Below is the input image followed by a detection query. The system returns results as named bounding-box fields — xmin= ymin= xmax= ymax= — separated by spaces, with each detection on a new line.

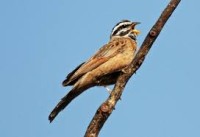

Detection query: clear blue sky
xmin=0 ymin=0 xmax=199 ymax=137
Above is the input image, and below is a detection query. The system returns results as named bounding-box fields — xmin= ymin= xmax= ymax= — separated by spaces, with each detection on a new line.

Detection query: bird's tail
xmin=48 ymin=85 xmax=90 ymax=123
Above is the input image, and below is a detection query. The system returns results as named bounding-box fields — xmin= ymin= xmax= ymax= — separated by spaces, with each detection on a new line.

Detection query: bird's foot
xmin=104 ymin=86 xmax=122 ymax=100
xmin=104 ymin=86 xmax=112 ymax=94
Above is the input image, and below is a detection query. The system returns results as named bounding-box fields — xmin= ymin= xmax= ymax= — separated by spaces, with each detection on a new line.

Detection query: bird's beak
xmin=132 ymin=22 xmax=141 ymax=36
xmin=132 ymin=29 xmax=140 ymax=36
xmin=133 ymin=22 xmax=141 ymax=25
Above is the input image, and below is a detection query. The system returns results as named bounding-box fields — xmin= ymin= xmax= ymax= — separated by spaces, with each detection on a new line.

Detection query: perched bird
xmin=49 ymin=20 xmax=140 ymax=122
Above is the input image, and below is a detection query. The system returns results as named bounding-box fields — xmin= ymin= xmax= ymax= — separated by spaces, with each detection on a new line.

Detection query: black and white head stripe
xmin=110 ymin=20 xmax=133 ymax=38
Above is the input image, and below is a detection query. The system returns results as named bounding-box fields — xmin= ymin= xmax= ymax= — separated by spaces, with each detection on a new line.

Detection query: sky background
xmin=0 ymin=0 xmax=200 ymax=137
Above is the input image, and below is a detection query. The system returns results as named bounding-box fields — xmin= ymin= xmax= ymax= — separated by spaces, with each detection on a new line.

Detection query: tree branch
xmin=84 ymin=0 xmax=181 ymax=136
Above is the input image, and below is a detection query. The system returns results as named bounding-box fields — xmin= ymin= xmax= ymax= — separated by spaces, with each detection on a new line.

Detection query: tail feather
xmin=49 ymin=87 xmax=81 ymax=122
xmin=48 ymin=86 xmax=90 ymax=123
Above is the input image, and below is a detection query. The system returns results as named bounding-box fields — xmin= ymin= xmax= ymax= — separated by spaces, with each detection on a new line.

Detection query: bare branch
xmin=84 ymin=0 xmax=181 ymax=136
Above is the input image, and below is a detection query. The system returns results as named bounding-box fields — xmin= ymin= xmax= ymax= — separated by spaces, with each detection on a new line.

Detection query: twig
xmin=84 ymin=0 xmax=181 ymax=136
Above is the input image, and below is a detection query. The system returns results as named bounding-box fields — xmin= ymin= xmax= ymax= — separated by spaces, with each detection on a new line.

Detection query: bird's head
xmin=110 ymin=20 xmax=140 ymax=40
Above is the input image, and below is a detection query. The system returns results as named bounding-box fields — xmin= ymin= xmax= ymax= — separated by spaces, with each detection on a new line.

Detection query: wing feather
xmin=62 ymin=38 xmax=134 ymax=86
xmin=62 ymin=62 xmax=84 ymax=86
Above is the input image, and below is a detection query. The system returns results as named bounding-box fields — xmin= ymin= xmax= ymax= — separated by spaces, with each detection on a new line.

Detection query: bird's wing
xmin=63 ymin=62 xmax=85 ymax=86
xmin=63 ymin=37 xmax=136 ymax=86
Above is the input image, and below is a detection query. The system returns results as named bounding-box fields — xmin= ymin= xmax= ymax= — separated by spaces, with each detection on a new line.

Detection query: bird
xmin=49 ymin=20 xmax=140 ymax=122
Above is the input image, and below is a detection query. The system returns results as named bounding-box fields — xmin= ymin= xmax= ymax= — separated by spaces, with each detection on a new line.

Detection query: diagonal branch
xmin=84 ymin=0 xmax=181 ymax=136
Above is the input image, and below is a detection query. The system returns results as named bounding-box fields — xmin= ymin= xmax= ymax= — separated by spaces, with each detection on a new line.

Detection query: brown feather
xmin=62 ymin=62 xmax=85 ymax=86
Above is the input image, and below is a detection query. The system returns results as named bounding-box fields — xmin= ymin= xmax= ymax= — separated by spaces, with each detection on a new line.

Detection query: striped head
xmin=110 ymin=20 xmax=140 ymax=40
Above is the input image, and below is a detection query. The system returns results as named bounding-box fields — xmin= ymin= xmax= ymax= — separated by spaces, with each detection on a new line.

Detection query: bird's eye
xmin=122 ymin=25 xmax=126 ymax=28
